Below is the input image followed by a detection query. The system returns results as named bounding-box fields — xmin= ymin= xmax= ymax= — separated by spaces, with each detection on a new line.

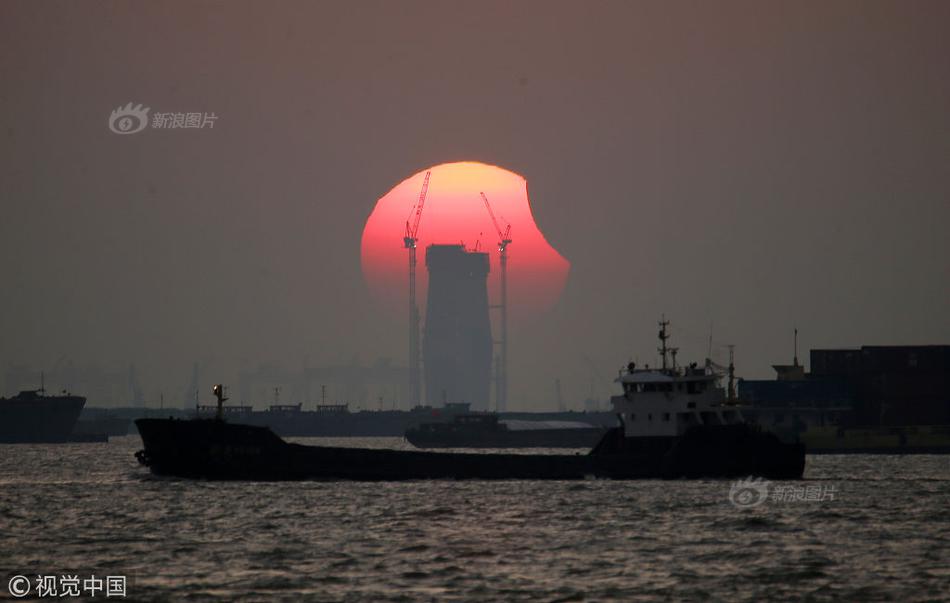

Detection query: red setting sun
xmin=361 ymin=162 xmax=570 ymax=319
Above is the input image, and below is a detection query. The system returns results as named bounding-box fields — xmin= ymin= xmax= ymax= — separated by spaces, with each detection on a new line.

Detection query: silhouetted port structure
xmin=740 ymin=345 xmax=950 ymax=426
xmin=423 ymin=244 xmax=492 ymax=410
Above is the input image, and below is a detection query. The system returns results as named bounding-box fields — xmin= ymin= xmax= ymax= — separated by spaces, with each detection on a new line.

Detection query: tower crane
xmin=403 ymin=170 xmax=431 ymax=406
xmin=480 ymin=192 xmax=512 ymax=412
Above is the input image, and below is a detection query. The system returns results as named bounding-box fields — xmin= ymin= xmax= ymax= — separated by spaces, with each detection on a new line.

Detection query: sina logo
xmin=728 ymin=476 xmax=771 ymax=508
xmin=109 ymin=102 xmax=150 ymax=135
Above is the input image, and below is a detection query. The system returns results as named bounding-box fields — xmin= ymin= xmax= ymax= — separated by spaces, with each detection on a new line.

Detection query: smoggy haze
xmin=1 ymin=1 xmax=948 ymax=408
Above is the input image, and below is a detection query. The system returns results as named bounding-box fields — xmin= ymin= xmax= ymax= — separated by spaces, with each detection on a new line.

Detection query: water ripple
xmin=1 ymin=437 xmax=948 ymax=601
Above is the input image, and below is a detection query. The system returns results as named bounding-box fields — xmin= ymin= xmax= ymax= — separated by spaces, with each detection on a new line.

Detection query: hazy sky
xmin=1 ymin=1 xmax=948 ymax=408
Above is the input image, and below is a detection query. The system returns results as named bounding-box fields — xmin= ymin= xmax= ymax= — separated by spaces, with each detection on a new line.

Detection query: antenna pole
xmin=794 ymin=328 xmax=799 ymax=367
xmin=657 ymin=317 xmax=670 ymax=371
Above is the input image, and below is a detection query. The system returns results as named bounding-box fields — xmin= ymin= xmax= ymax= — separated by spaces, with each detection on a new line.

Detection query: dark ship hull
xmin=0 ymin=392 xmax=86 ymax=443
xmin=135 ymin=418 xmax=804 ymax=480
xmin=406 ymin=426 xmax=606 ymax=449
xmin=405 ymin=414 xmax=607 ymax=449
xmin=184 ymin=407 xmax=617 ymax=438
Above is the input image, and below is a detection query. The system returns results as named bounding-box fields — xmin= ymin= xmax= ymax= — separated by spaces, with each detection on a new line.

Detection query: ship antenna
xmin=793 ymin=327 xmax=799 ymax=367
xmin=657 ymin=317 xmax=670 ymax=371
xmin=39 ymin=371 xmax=45 ymax=394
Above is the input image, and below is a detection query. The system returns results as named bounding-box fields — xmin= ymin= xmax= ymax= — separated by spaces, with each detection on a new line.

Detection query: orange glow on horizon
xmin=361 ymin=162 xmax=570 ymax=319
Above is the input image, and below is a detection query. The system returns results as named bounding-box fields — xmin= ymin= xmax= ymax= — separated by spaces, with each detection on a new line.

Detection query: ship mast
xmin=657 ymin=317 xmax=670 ymax=371
xmin=213 ymin=384 xmax=228 ymax=421
xmin=793 ymin=327 xmax=799 ymax=367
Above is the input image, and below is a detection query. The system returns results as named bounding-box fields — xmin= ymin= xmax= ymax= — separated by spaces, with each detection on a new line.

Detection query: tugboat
xmin=591 ymin=319 xmax=805 ymax=478
xmin=406 ymin=413 xmax=607 ymax=449
xmin=135 ymin=322 xmax=804 ymax=480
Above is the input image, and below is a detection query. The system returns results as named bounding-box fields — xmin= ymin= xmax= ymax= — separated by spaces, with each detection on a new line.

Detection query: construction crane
xmin=403 ymin=170 xmax=431 ymax=406
xmin=480 ymin=192 xmax=512 ymax=412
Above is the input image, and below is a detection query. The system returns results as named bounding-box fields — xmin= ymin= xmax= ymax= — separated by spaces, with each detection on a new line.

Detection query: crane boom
xmin=480 ymin=192 xmax=511 ymax=249
xmin=405 ymin=171 xmax=431 ymax=244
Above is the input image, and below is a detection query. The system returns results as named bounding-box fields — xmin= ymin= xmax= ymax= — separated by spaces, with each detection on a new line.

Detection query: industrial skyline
xmin=2 ymin=1 xmax=949 ymax=410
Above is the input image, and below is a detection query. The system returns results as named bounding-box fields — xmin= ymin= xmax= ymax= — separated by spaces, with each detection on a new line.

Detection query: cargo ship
xmin=135 ymin=321 xmax=804 ymax=480
xmin=0 ymin=386 xmax=86 ymax=443
xmin=405 ymin=413 xmax=607 ymax=448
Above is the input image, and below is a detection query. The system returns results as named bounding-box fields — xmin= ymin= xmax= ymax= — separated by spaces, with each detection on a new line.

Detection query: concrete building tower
xmin=423 ymin=244 xmax=492 ymax=410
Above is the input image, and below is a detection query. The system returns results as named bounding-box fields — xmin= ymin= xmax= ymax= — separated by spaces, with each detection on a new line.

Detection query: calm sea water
xmin=1 ymin=436 xmax=949 ymax=601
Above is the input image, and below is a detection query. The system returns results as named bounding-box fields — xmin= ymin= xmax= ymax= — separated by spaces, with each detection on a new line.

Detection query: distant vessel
xmin=0 ymin=386 xmax=86 ymax=443
xmin=405 ymin=413 xmax=606 ymax=448
xmin=135 ymin=321 xmax=804 ymax=480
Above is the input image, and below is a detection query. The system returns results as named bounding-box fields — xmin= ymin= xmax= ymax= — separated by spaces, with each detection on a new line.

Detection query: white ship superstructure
xmin=611 ymin=320 xmax=746 ymax=439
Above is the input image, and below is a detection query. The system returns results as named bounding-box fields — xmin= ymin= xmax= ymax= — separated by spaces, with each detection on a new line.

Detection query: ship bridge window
xmin=663 ymin=413 xmax=671 ymax=421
